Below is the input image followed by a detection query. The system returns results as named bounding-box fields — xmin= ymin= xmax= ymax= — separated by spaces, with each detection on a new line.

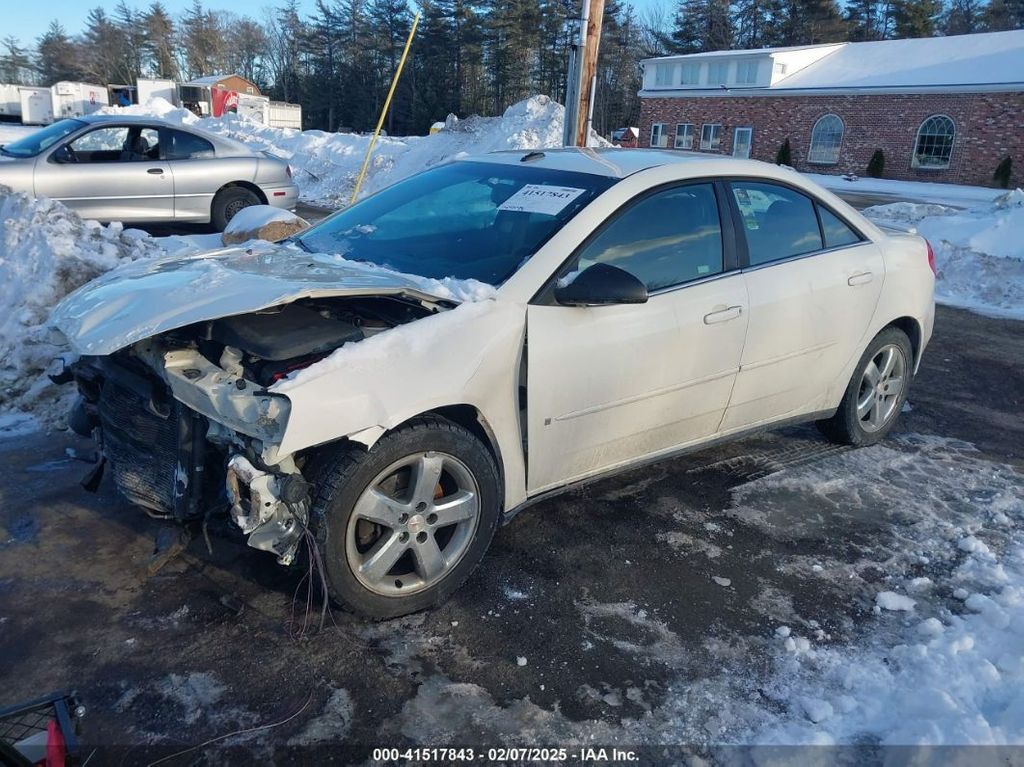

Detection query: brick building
xmin=638 ymin=31 xmax=1024 ymax=187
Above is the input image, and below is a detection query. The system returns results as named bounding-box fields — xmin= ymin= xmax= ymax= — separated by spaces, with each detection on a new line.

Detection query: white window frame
xmin=700 ymin=123 xmax=722 ymax=151
xmin=650 ymin=122 xmax=669 ymax=148
xmin=732 ymin=127 xmax=753 ymax=158
xmin=735 ymin=61 xmax=758 ymax=85
xmin=707 ymin=61 xmax=729 ymax=85
xmin=679 ymin=63 xmax=700 ymax=86
xmin=674 ymin=123 xmax=695 ymax=149
xmin=807 ymin=114 xmax=844 ymax=166
xmin=912 ymin=114 xmax=955 ymax=170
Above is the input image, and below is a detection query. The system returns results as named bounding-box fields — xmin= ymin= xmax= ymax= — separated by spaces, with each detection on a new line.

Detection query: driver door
xmin=525 ymin=182 xmax=749 ymax=493
xmin=35 ymin=124 xmax=174 ymax=221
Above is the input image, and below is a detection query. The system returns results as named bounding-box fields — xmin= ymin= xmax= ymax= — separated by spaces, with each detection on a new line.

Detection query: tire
xmin=211 ymin=186 xmax=261 ymax=231
xmin=310 ymin=415 xmax=502 ymax=620
xmin=817 ymin=326 xmax=914 ymax=447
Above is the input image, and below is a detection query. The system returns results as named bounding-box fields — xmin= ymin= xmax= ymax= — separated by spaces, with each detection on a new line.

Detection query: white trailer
xmin=137 ymin=78 xmax=178 ymax=106
xmin=269 ymin=101 xmax=302 ymax=130
xmin=19 ymin=87 xmax=53 ymax=125
xmin=50 ymin=81 xmax=109 ymax=121
xmin=0 ymin=84 xmax=21 ymax=120
xmin=237 ymin=93 xmax=270 ymax=125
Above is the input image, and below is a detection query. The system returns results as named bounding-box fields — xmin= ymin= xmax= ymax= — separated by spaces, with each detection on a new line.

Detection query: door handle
xmin=848 ymin=271 xmax=873 ymax=286
xmin=147 ymin=168 xmax=164 ymax=175
xmin=703 ymin=305 xmax=743 ymax=324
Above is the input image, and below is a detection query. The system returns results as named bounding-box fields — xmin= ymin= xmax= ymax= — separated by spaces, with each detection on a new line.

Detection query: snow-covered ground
xmin=863 ymin=190 xmax=1024 ymax=320
xmin=0 ymin=123 xmax=36 ymax=144
xmin=808 ymin=172 xmax=1006 ymax=207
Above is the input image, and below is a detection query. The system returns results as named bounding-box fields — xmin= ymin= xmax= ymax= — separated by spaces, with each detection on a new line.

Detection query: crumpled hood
xmin=51 ymin=240 xmax=488 ymax=356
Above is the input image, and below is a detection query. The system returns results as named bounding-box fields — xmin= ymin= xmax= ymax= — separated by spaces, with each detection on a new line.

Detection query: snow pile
xmin=739 ymin=435 xmax=1024 ymax=747
xmin=806 ymin=172 xmax=1005 ymax=207
xmin=0 ymin=187 xmax=165 ymax=433
xmin=223 ymin=205 xmax=302 ymax=234
xmin=99 ymin=95 xmax=603 ymax=208
xmin=97 ymin=95 xmax=200 ymax=126
xmin=865 ymin=190 xmax=1024 ymax=319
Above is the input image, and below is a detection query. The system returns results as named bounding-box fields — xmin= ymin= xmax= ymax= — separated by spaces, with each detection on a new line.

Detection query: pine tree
xmin=672 ymin=0 xmax=734 ymax=52
xmin=143 ymin=2 xmax=179 ymax=79
xmin=36 ymin=22 xmax=84 ymax=84
xmin=0 ymin=36 xmax=33 ymax=84
xmin=845 ymin=0 xmax=883 ymax=40
xmin=890 ymin=0 xmax=941 ymax=37
xmin=81 ymin=7 xmax=132 ymax=84
xmin=113 ymin=1 xmax=146 ymax=82
xmin=942 ymin=0 xmax=983 ymax=33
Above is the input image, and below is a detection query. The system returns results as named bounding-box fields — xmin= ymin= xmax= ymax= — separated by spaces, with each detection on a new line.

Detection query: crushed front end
xmin=60 ymin=296 xmax=432 ymax=567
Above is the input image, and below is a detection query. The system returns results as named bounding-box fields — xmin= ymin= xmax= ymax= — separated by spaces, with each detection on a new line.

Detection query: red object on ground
xmin=44 ymin=719 xmax=66 ymax=767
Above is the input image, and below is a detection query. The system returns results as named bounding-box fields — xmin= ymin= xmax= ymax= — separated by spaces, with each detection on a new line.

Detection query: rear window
xmin=166 ymin=130 xmax=215 ymax=160
xmin=731 ymin=181 xmax=823 ymax=265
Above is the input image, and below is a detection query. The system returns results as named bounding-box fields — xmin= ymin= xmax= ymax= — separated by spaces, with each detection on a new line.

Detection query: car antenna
xmin=521 ymin=151 xmax=545 ymax=162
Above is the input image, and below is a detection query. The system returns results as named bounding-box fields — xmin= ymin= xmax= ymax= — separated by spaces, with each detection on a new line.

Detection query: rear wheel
xmin=311 ymin=416 xmax=501 ymax=619
xmin=817 ymin=327 xmax=913 ymax=446
xmin=211 ymin=186 xmax=261 ymax=231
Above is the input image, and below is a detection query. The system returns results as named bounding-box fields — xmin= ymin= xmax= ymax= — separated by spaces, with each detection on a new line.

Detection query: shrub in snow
xmin=0 ymin=187 xmax=162 ymax=432
xmin=993 ymin=156 xmax=1012 ymax=189
xmin=867 ymin=149 xmax=885 ymax=179
xmin=775 ymin=138 xmax=792 ymax=166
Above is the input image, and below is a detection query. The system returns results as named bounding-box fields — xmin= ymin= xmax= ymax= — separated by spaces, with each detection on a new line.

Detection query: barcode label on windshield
xmin=497 ymin=184 xmax=586 ymax=215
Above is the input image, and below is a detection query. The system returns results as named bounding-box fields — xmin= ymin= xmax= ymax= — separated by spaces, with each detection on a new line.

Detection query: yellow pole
xmin=350 ymin=12 xmax=421 ymax=205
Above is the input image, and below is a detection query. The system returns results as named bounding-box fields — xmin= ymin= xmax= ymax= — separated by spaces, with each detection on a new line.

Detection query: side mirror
xmin=50 ymin=145 xmax=75 ymax=164
xmin=554 ymin=263 xmax=648 ymax=307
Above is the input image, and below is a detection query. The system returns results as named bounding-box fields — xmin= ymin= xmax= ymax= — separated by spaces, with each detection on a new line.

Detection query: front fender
xmin=271 ymin=299 xmax=529 ymax=509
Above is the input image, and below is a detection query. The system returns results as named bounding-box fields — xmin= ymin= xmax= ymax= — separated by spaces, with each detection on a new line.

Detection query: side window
xmin=166 ymin=130 xmax=215 ymax=160
xmin=819 ymin=207 xmax=862 ymax=248
xmin=731 ymin=181 xmax=823 ymax=265
xmin=130 ymin=127 xmax=160 ymax=161
xmin=574 ymin=183 xmax=723 ymax=291
xmin=67 ymin=126 xmax=130 ymax=163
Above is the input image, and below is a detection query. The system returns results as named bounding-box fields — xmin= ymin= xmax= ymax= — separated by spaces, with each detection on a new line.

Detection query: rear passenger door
xmin=720 ymin=180 xmax=884 ymax=431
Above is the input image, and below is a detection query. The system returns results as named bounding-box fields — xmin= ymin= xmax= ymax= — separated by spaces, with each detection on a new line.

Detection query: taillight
xmin=925 ymin=240 xmax=936 ymax=275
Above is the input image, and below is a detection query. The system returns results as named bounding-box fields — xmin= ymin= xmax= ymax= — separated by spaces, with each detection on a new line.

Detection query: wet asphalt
xmin=0 ymin=305 xmax=1021 ymax=764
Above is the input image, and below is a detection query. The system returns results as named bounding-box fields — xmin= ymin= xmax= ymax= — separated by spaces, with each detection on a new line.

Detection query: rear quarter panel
xmin=171 ymin=156 xmax=259 ymax=221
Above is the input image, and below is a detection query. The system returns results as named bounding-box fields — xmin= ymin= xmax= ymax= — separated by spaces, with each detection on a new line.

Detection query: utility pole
xmin=574 ymin=0 xmax=605 ymax=147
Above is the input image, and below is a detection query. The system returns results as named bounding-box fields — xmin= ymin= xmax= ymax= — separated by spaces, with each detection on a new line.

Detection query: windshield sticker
xmin=497 ymin=185 xmax=586 ymax=216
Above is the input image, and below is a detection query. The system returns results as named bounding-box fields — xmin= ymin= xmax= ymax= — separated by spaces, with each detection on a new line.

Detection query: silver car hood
xmin=52 ymin=241 xmax=462 ymax=356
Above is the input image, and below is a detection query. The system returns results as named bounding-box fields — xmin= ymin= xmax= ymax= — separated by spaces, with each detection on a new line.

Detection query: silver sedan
xmin=0 ymin=115 xmax=298 ymax=230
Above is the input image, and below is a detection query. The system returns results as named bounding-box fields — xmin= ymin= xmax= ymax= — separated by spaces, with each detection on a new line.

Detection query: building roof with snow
xmin=640 ymin=30 xmax=1024 ymax=97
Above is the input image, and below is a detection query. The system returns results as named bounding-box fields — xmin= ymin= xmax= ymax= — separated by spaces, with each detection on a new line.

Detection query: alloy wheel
xmin=345 ymin=451 xmax=480 ymax=596
xmin=856 ymin=343 xmax=907 ymax=433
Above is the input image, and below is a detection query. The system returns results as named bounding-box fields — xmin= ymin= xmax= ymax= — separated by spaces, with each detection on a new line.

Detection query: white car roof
xmin=464 ymin=147 xmax=774 ymax=180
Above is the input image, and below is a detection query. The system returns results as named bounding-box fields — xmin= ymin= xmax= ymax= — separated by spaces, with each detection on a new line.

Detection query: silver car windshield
xmin=0 ymin=119 xmax=86 ymax=158
xmin=296 ymin=161 xmax=614 ymax=285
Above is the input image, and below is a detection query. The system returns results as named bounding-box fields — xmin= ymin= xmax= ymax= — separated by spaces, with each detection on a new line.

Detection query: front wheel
xmin=311 ymin=416 xmax=502 ymax=619
xmin=817 ymin=327 xmax=913 ymax=446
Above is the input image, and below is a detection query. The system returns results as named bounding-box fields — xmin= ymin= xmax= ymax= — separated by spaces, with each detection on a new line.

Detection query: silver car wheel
xmin=345 ymin=451 xmax=480 ymax=596
xmin=856 ymin=343 xmax=907 ymax=433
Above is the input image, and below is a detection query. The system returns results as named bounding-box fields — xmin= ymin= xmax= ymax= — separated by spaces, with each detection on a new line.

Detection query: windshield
xmin=296 ymin=160 xmax=615 ymax=285
xmin=0 ymin=119 xmax=86 ymax=158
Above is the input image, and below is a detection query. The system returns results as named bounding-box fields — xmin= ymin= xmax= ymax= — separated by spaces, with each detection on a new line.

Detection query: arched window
xmin=807 ymin=114 xmax=844 ymax=165
xmin=913 ymin=115 xmax=955 ymax=169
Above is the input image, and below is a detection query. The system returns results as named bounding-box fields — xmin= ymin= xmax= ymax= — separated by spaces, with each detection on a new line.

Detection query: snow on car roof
xmin=462 ymin=147 xmax=756 ymax=179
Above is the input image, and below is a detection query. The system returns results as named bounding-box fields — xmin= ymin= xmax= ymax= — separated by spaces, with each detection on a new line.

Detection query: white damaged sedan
xmin=51 ymin=148 xmax=935 ymax=618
